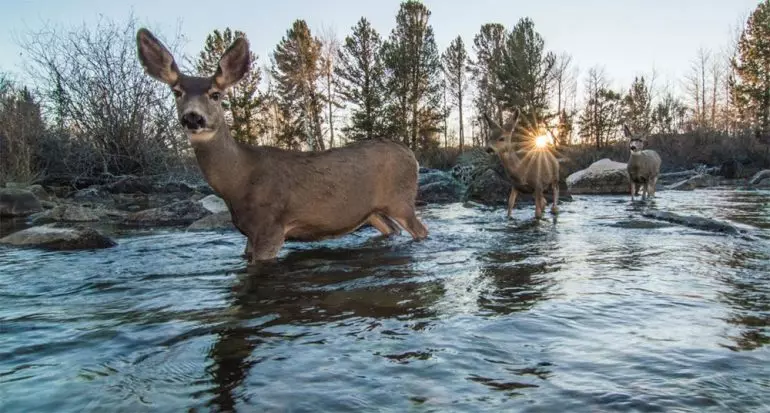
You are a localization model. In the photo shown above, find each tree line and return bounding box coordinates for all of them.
[1,0,769,183]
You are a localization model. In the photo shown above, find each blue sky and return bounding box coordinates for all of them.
[0,0,757,96]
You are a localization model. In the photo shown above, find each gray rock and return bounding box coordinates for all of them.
[566,159,630,195]
[30,204,100,225]
[0,224,116,250]
[0,188,43,217]
[125,199,210,227]
[187,211,235,231]
[105,175,153,194]
[26,184,52,202]
[417,170,464,204]
[198,194,228,214]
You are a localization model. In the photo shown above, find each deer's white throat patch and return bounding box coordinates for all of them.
[187,130,216,143]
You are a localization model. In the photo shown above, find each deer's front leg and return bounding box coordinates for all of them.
[248,223,286,265]
[507,189,519,218]
[534,189,544,220]
[551,184,559,214]
[630,182,636,202]
[243,239,253,260]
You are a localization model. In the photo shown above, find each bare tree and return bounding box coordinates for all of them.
[16,14,188,177]
[318,24,343,148]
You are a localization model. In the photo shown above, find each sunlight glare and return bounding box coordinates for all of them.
[535,134,552,148]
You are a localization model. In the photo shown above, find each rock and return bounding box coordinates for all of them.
[642,210,740,235]
[667,174,716,191]
[105,175,153,194]
[466,168,511,206]
[0,188,43,217]
[124,199,210,227]
[0,224,116,250]
[71,186,110,203]
[154,181,196,193]
[566,158,629,195]
[26,184,51,202]
[30,204,100,225]
[749,170,770,186]
[187,211,235,231]
[417,170,464,204]
[198,194,229,214]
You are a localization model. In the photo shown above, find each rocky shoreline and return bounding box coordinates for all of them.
[2,159,769,251]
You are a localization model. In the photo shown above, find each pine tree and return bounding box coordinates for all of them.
[469,23,507,140]
[622,76,653,132]
[382,0,444,151]
[196,28,262,144]
[335,17,388,141]
[731,0,770,139]
[441,35,469,150]
[271,20,325,150]
[495,17,556,132]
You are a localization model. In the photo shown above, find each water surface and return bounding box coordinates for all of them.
[1,189,769,412]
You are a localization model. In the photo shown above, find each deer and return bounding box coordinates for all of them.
[483,108,560,220]
[623,124,661,202]
[135,28,428,264]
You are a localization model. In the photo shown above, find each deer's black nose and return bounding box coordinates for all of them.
[181,112,206,130]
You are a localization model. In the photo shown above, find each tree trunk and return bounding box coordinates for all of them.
[458,88,464,151]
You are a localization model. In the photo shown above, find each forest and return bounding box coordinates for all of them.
[1,0,769,185]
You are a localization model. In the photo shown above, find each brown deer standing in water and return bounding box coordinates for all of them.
[483,109,560,220]
[135,28,428,264]
[624,124,662,201]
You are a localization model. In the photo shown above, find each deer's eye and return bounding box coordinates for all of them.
[210,92,222,101]
[172,89,183,98]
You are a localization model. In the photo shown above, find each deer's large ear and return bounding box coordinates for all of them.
[483,113,502,131]
[136,28,180,85]
[623,124,633,139]
[214,36,251,90]
[502,108,520,134]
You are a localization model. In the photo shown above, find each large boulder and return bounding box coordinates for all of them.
[187,211,235,231]
[30,204,101,225]
[0,188,43,217]
[124,199,210,227]
[417,169,464,204]
[0,224,116,250]
[566,159,629,195]
[667,174,716,191]
[198,194,229,214]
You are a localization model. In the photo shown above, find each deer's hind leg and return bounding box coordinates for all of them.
[551,183,560,214]
[534,189,545,220]
[247,222,286,264]
[386,203,428,241]
[368,213,402,237]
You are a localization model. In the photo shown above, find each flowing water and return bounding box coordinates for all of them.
[1,189,769,412]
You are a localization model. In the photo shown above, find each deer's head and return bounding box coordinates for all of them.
[136,28,251,143]
[483,108,522,154]
[623,124,648,153]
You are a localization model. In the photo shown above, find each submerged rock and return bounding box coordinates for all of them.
[187,211,235,231]
[0,188,43,217]
[566,159,629,195]
[749,170,770,186]
[642,210,740,235]
[0,224,116,250]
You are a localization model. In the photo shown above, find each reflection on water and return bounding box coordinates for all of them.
[0,189,769,412]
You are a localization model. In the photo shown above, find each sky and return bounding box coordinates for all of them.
[0,0,759,100]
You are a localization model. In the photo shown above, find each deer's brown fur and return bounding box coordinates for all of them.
[136,28,427,263]
[623,124,662,201]
[483,109,560,220]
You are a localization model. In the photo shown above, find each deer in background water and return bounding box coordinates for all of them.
[135,28,428,264]
[624,124,661,202]
[483,108,560,220]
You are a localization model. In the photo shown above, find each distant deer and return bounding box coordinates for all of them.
[623,124,661,201]
[483,109,560,220]
[135,29,428,263]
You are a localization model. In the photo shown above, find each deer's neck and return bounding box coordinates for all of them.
[498,148,522,173]
[190,128,248,200]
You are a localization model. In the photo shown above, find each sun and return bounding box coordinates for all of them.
[534,134,553,148]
